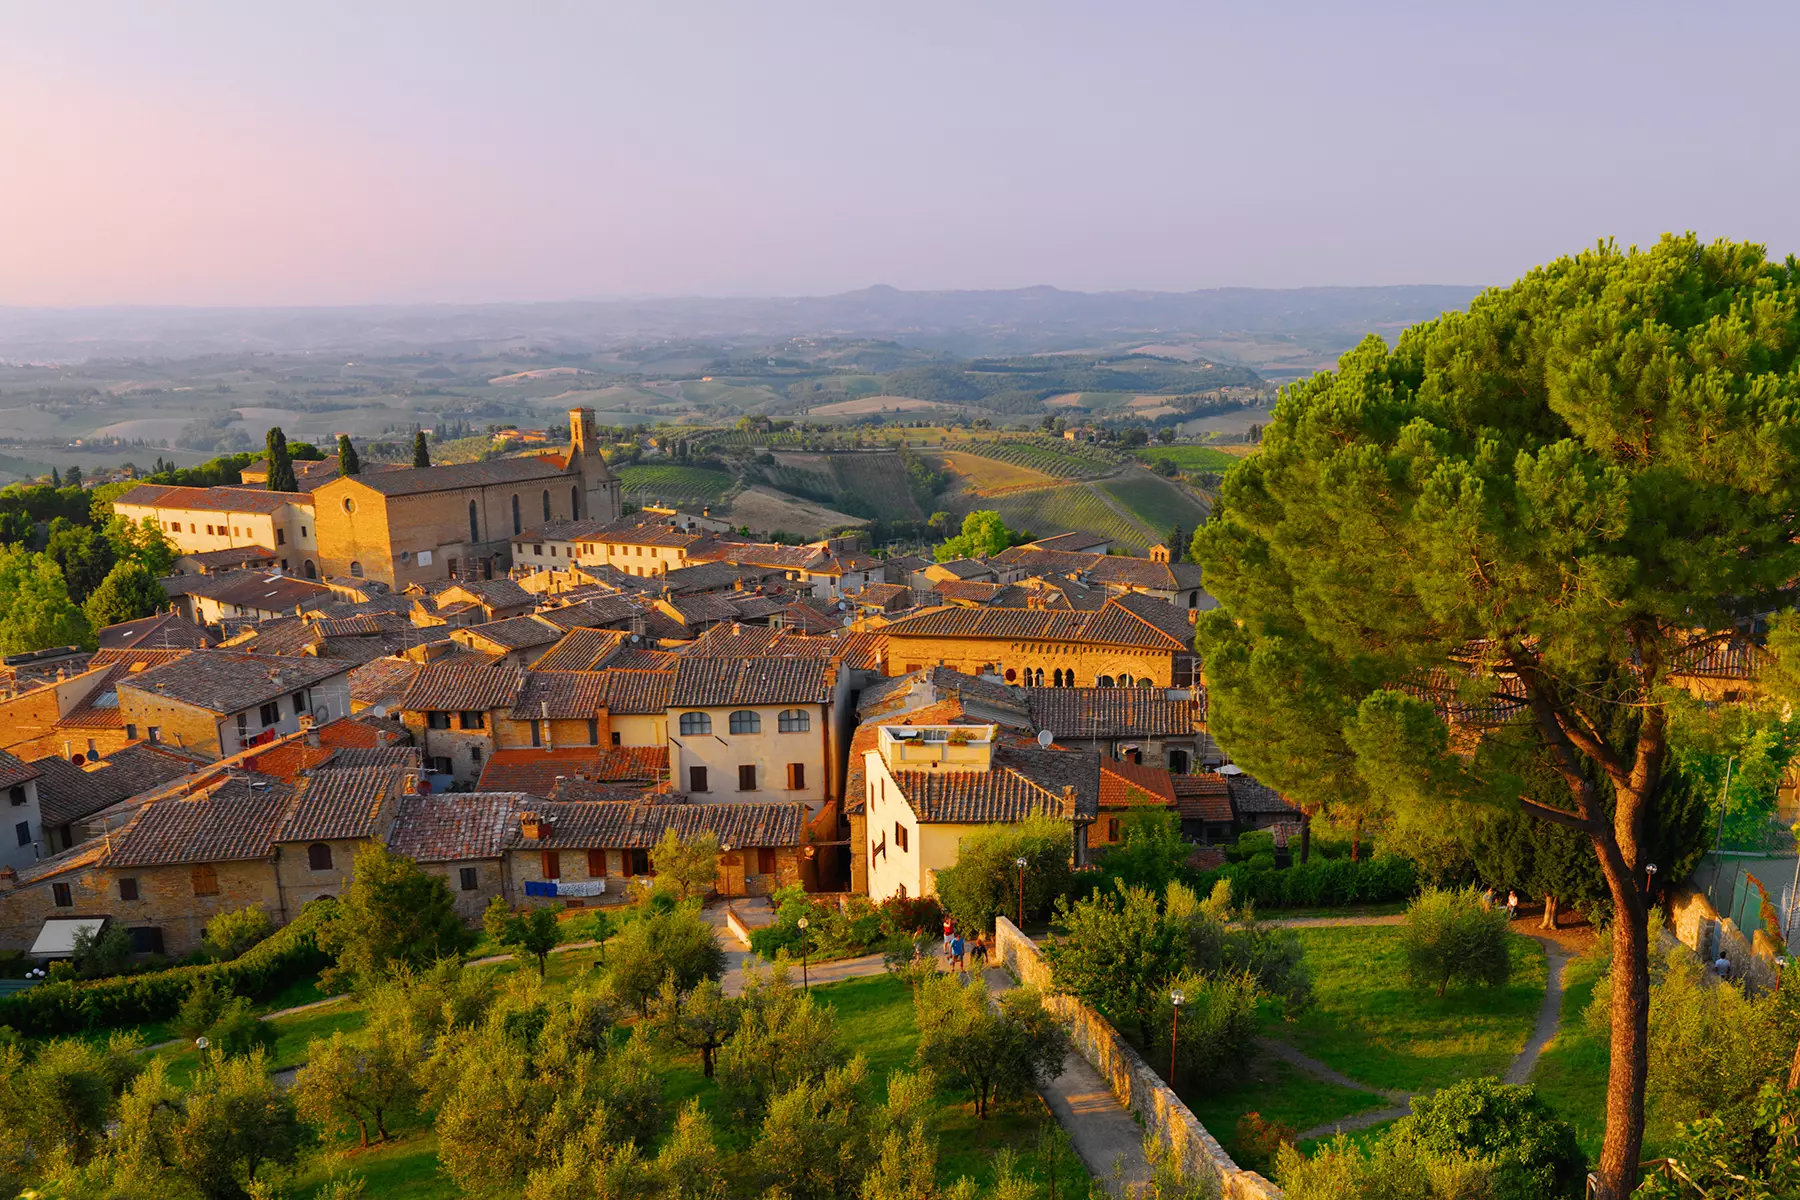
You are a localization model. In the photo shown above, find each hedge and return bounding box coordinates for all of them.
[1191,855,1416,909]
[0,898,337,1037]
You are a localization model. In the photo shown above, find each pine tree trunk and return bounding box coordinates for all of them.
[1541,894,1559,930]
[1594,842,1650,1199]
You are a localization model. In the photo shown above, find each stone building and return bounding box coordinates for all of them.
[0,752,46,874]
[665,657,850,816]
[116,651,355,760]
[309,409,622,589]
[1024,686,1215,773]
[385,791,520,920]
[273,765,414,910]
[395,662,525,785]
[111,484,318,576]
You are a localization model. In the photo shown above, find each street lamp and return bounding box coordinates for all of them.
[1015,856,1029,928]
[797,916,810,992]
[1168,990,1184,1082]
[1645,862,1658,898]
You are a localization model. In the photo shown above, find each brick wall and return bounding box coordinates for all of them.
[274,837,361,910]
[420,858,505,921]
[992,917,1283,1200]
[117,691,227,758]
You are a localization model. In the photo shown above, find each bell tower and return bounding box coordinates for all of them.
[568,407,621,522]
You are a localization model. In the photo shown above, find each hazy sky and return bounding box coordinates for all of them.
[3,2,1796,306]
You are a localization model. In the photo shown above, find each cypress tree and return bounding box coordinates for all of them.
[412,430,431,469]
[337,434,362,476]
[265,428,299,493]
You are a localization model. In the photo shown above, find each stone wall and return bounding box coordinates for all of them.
[1669,885,1779,991]
[993,917,1283,1200]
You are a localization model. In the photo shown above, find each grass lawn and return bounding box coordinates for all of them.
[1255,901,1408,921]
[150,1000,369,1088]
[290,1126,445,1199]
[1181,1053,1384,1154]
[1272,926,1547,1093]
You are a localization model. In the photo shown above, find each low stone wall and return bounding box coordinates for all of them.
[1669,886,1779,991]
[993,917,1282,1200]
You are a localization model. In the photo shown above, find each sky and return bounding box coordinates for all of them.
[2,1,1796,306]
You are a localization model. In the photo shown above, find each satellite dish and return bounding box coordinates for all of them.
[837,600,848,611]
[630,633,640,643]
[372,704,387,718]
[841,616,853,627]
[1036,729,1054,748]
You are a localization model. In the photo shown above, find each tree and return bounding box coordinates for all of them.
[70,921,134,978]
[603,903,726,1014]
[112,1054,306,1200]
[934,510,1026,561]
[1164,525,1185,563]
[913,974,1067,1119]
[1192,235,1800,1198]
[203,905,272,960]
[264,427,298,493]
[293,1022,424,1146]
[932,815,1072,934]
[716,964,846,1119]
[1399,887,1512,997]
[1395,1077,1585,1200]
[83,560,167,631]
[64,464,82,489]
[46,525,115,602]
[483,897,561,977]
[202,996,279,1060]
[318,843,474,991]
[754,1056,871,1200]
[1156,427,1177,444]
[412,430,431,469]
[649,828,721,902]
[104,514,177,576]
[0,546,92,653]
[337,434,362,476]
[1042,881,1187,1044]
[648,976,741,1078]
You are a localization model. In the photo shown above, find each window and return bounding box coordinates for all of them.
[587,719,599,746]
[758,848,776,875]
[1097,675,1114,688]
[543,490,551,522]
[427,712,452,730]
[125,723,137,740]
[541,850,560,879]
[679,712,712,736]
[533,544,543,556]
[786,763,806,790]
[459,711,485,730]
[689,765,708,792]
[120,877,139,901]
[127,926,165,955]
[259,702,280,727]
[511,494,521,535]
[191,864,219,896]
[610,731,621,746]
[470,745,482,764]
[87,739,97,759]
[469,500,480,544]
[729,710,761,734]
[587,849,607,877]
[343,497,356,513]
[778,708,811,733]
[292,690,309,718]
[1052,669,1064,687]
[15,820,30,847]
[1119,674,1134,687]
[459,866,479,891]
[629,848,652,876]
[303,560,317,579]
[1138,678,1156,688]
[8,785,24,806]
[1188,592,1198,609]
[52,882,72,907]
[349,561,363,577]
[1107,817,1120,842]
[307,843,333,871]
[738,765,756,791]
[430,755,454,774]
[205,524,214,535]
[530,720,542,747]
[147,727,160,743]
[301,526,308,537]
[276,529,287,545]
[571,486,581,520]
[1167,749,1190,774]
[895,822,909,852]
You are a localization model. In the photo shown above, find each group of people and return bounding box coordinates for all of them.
[1481,887,1523,919]
[940,916,988,972]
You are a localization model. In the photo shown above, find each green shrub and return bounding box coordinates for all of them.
[1400,886,1512,996]
[1393,1077,1585,1200]
[0,898,336,1036]
[1188,856,1415,909]
[1227,830,1275,863]
[1247,851,1277,871]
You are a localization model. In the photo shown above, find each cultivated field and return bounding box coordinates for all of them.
[933,450,1057,494]
[727,485,869,537]
[806,394,967,417]
[956,482,1161,553]
[617,465,736,506]
[1098,469,1210,532]
[1133,445,1240,472]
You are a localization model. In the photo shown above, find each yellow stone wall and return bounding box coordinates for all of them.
[882,633,1173,687]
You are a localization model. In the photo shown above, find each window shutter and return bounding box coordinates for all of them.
[587,849,607,877]
[191,864,218,896]
[738,765,756,791]
[542,850,561,879]
[690,766,708,793]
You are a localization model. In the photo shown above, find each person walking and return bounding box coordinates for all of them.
[950,933,965,972]
[970,933,988,969]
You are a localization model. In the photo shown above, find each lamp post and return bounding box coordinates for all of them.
[1168,990,1184,1082]
[1644,862,1658,900]
[797,916,810,992]
[1015,856,1028,928]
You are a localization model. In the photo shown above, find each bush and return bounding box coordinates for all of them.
[1234,1112,1298,1174]
[1401,886,1512,996]
[1188,856,1416,909]
[1394,1077,1585,1200]
[933,815,1073,933]
[1247,851,1277,871]
[0,898,336,1037]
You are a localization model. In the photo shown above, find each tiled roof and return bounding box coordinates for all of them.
[441,577,535,610]
[669,657,833,708]
[190,573,337,613]
[1027,532,1111,552]
[348,658,422,710]
[1172,774,1232,823]
[596,668,676,714]
[605,647,679,671]
[89,743,205,798]
[96,611,214,651]
[845,698,994,815]
[11,837,113,887]
[534,627,633,671]
[724,594,790,621]
[118,651,353,715]
[328,745,422,770]
[858,667,1027,721]
[399,662,524,712]
[663,561,777,593]
[931,559,994,580]
[1026,687,1200,739]
[694,542,820,570]
[776,603,843,635]
[324,455,572,497]
[107,776,294,866]
[510,671,610,719]
[514,518,616,543]
[661,592,743,626]
[534,597,644,631]
[55,661,142,730]
[890,766,1066,824]
[880,597,1187,650]
[88,648,191,670]
[174,545,280,571]
[114,483,308,514]
[388,792,523,861]
[1099,759,1178,809]
[28,755,130,825]
[475,746,667,794]
[457,616,563,651]
[682,625,809,658]
[279,766,402,842]
[1225,773,1300,816]
[854,583,912,608]
[1102,592,1198,644]
[501,800,804,849]
[933,580,1004,603]
[834,630,888,671]
[992,545,1205,591]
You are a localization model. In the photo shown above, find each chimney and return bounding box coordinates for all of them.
[304,728,321,749]
[519,812,551,840]
[1062,785,1078,820]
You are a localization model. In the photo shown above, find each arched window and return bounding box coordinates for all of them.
[1119,674,1133,687]
[1188,592,1198,609]
[1097,675,1114,688]
[1052,669,1064,687]
[302,560,317,579]
[1137,678,1156,688]
[349,561,364,578]
[511,494,521,535]
[1032,668,1045,686]
[307,843,334,871]
[469,500,480,544]
[778,708,810,733]
[729,710,761,734]
[679,712,712,736]
[571,486,581,520]
[543,490,552,522]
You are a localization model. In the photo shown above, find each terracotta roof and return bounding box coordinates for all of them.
[118,651,353,715]
[597,668,676,714]
[992,545,1205,591]
[187,573,337,613]
[1027,532,1111,552]
[441,577,535,610]
[584,515,723,549]
[933,580,1005,603]
[28,755,130,825]
[605,647,680,671]
[858,667,1027,721]
[854,583,912,608]
[514,518,616,543]
[475,746,667,794]
[1225,773,1300,816]
[96,611,214,651]
[88,743,205,798]
[1171,774,1232,823]
[510,671,610,719]
[323,455,571,497]
[931,559,995,580]
[457,616,563,651]
[846,698,996,815]
[669,657,833,708]
[10,837,113,887]
[683,625,813,658]
[399,662,524,712]
[1098,759,1178,810]
[329,745,422,770]
[890,766,1066,824]
[834,630,888,671]
[533,628,633,671]
[661,592,744,627]
[502,799,805,849]
[388,792,522,861]
[348,658,422,709]
[723,594,790,621]
[1026,687,1200,739]
[88,648,190,670]
[279,766,403,842]
[662,561,778,593]
[1186,845,1227,871]
[1102,592,1198,644]
[114,483,309,514]
[880,597,1188,650]
[174,545,280,571]
[55,661,143,730]
[693,542,820,570]
[107,776,294,866]
[534,596,644,631]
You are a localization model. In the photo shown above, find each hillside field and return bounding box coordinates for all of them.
[954,482,1160,553]
[1098,470,1209,533]
[617,465,735,505]
[1133,445,1240,472]
[933,450,1057,493]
